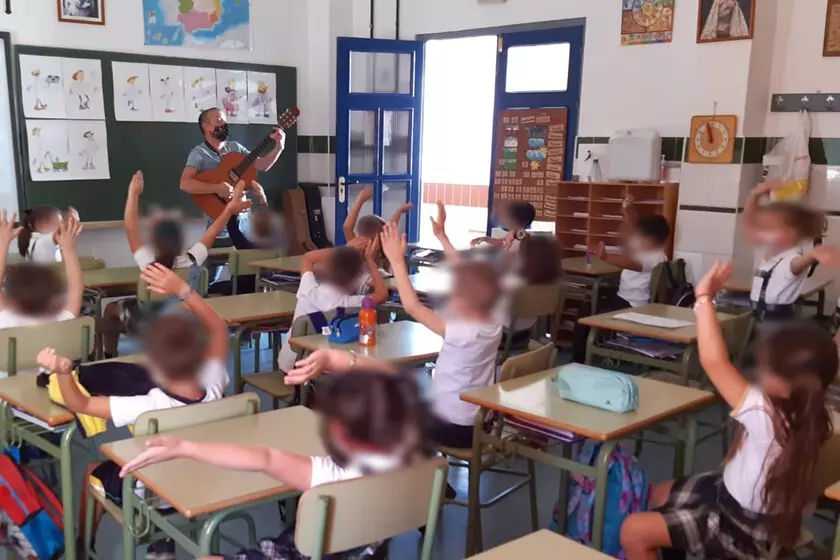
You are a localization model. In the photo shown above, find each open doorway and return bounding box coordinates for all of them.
[418,35,498,249]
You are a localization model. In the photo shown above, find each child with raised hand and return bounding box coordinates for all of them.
[470,200,535,252]
[343,184,412,245]
[17,205,79,263]
[119,372,428,560]
[620,261,839,560]
[381,222,502,449]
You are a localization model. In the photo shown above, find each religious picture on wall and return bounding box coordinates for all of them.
[216,69,248,123]
[57,0,105,25]
[67,120,110,180]
[111,62,152,121]
[149,64,187,122]
[621,0,675,46]
[697,0,754,43]
[183,67,217,123]
[25,120,70,181]
[247,71,277,124]
[19,55,66,119]
[62,57,105,120]
[824,0,840,56]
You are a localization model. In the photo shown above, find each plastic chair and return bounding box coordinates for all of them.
[137,266,208,303]
[0,316,95,376]
[499,281,565,363]
[228,248,281,294]
[295,457,448,560]
[78,257,107,271]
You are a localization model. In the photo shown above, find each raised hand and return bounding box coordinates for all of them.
[119,436,188,477]
[0,210,21,247]
[750,180,783,198]
[380,222,407,265]
[56,215,83,250]
[695,260,733,298]
[128,171,144,198]
[216,182,235,200]
[226,180,253,214]
[36,347,73,375]
[365,233,382,263]
[622,194,634,210]
[358,185,374,204]
[251,181,268,205]
[470,236,488,248]
[591,241,606,259]
[430,201,446,239]
[140,263,190,297]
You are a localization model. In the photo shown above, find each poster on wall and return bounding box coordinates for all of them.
[19,55,66,119]
[111,62,153,121]
[621,0,675,46]
[183,67,218,123]
[216,69,248,123]
[492,108,567,222]
[149,64,187,122]
[697,0,755,43]
[25,120,70,181]
[824,0,840,56]
[142,0,252,50]
[62,58,105,120]
[247,71,277,124]
[67,120,110,180]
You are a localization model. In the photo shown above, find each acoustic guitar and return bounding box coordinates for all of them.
[192,107,300,219]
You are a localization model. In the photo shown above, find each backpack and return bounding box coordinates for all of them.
[657,260,695,308]
[0,453,64,559]
[551,442,649,557]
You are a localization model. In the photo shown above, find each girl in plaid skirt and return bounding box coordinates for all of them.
[620,260,839,560]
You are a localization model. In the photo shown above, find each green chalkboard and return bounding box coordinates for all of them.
[12,45,297,221]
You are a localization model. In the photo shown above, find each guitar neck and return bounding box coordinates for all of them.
[233,134,274,177]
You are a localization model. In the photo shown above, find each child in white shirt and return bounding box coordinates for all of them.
[620,261,839,560]
[17,205,79,263]
[471,200,536,253]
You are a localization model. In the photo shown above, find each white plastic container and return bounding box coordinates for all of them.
[606,129,662,182]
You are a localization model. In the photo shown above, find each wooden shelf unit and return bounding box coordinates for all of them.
[553,181,679,259]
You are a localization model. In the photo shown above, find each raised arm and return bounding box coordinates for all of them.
[388,203,413,226]
[343,185,373,243]
[254,129,285,172]
[694,261,748,407]
[742,182,779,243]
[592,241,642,272]
[364,236,389,304]
[124,171,144,253]
[619,195,637,237]
[38,348,111,418]
[57,217,84,316]
[0,212,22,310]
[300,247,336,275]
[430,201,460,262]
[198,181,253,249]
[381,224,445,336]
[141,264,229,362]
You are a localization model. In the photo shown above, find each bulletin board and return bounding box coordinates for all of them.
[491,108,567,222]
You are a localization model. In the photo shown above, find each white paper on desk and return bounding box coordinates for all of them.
[612,312,693,329]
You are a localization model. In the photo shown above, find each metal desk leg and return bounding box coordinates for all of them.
[465,408,489,557]
[591,440,618,551]
[233,326,245,394]
[554,443,573,534]
[684,413,698,477]
[60,425,77,560]
[122,474,138,560]
[591,277,603,315]
[585,327,600,366]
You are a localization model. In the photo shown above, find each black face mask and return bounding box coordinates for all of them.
[211,123,230,142]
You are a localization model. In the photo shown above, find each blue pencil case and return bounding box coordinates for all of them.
[552,364,639,414]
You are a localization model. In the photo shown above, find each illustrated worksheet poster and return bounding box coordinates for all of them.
[112,62,153,122]
[149,64,187,122]
[26,120,70,181]
[19,55,66,119]
[247,71,277,124]
[67,120,110,180]
[216,69,248,123]
[183,66,217,123]
[62,58,105,120]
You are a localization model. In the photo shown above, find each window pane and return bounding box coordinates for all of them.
[505,43,570,93]
[348,183,375,223]
[349,110,376,174]
[383,110,411,175]
[350,52,412,94]
[382,182,409,233]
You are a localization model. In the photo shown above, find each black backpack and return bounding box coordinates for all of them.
[657,259,696,308]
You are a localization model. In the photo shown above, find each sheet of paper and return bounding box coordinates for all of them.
[216,69,248,123]
[612,312,694,329]
[62,57,105,120]
[112,62,152,121]
[149,64,187,122]
[26,120,71,181]
[183,66,218,123]
[247,70,277,124]
[19,55,66,119]
[67,120,110,180]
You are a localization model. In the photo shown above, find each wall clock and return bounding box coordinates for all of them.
[688,114,737,164]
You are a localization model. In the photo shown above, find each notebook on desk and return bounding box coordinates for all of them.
[612,312,693,329]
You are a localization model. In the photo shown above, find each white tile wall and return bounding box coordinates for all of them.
[737,164,763,207]
[678,163,745,208]
[675,209,737,256]
[806,165,840,212]
[298,153,334,184]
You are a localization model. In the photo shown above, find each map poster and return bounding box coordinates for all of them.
[621,0,675,46]
[492,108,567,222]
[143,0,252,50]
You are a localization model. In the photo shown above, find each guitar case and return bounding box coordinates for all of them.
[282,187,318,255]
[301,184,333,249]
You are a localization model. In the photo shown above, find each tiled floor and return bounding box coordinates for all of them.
[78,343,838,559]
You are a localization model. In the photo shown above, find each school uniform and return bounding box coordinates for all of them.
[749,247,806,321]
[25,232,60,263]
[0,309,76,378]
[276,272,367,373]
[655,387,781,559]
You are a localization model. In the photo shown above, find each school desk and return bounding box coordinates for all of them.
[101,407,325,558]
[561,256,622,315]
[724,268,835,317]
[387,267,451,297]
[289,320,443,365]
[471,529,610,559]
[247,256,305,291]
[206,291,298,393]
[460,367,715,555]
[577,303,738,386]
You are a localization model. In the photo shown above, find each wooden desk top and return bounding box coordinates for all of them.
[0,374,73,427]
[248,256,304,274]
[471,530,610,559]
[562,257,622,277]
[388,268,451,296]
[725,268,834,298]
[101,407,325,518]
[206,291,298,324]
[577,303,736,344]
[460,367,715,441]
[82,267,142,289]
[289,321,442,364]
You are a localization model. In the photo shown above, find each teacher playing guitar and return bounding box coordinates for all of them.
[179,107,285,249]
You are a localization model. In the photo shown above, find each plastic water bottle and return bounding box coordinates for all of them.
[359,297,377,347]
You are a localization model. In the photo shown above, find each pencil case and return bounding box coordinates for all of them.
[552,364,639,414]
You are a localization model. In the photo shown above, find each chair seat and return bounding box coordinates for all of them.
[244,371,296,398]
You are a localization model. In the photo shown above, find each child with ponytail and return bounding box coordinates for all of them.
[18,205,78,263]
[620,260,838,560]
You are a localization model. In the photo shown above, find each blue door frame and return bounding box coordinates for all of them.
[335,38,424,245]
[487,26,584,232]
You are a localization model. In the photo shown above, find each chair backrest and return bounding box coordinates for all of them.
[722,311,754,369]
[134,393,260,436]
[231,248,281,277]
[507,281,565,327]
[499,343,557,383]
[0,316,95,375]
[77,256,106,271]
[295,457,448,559]
[137,266,208,302]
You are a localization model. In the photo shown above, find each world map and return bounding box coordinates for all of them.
[143,0,251,50]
